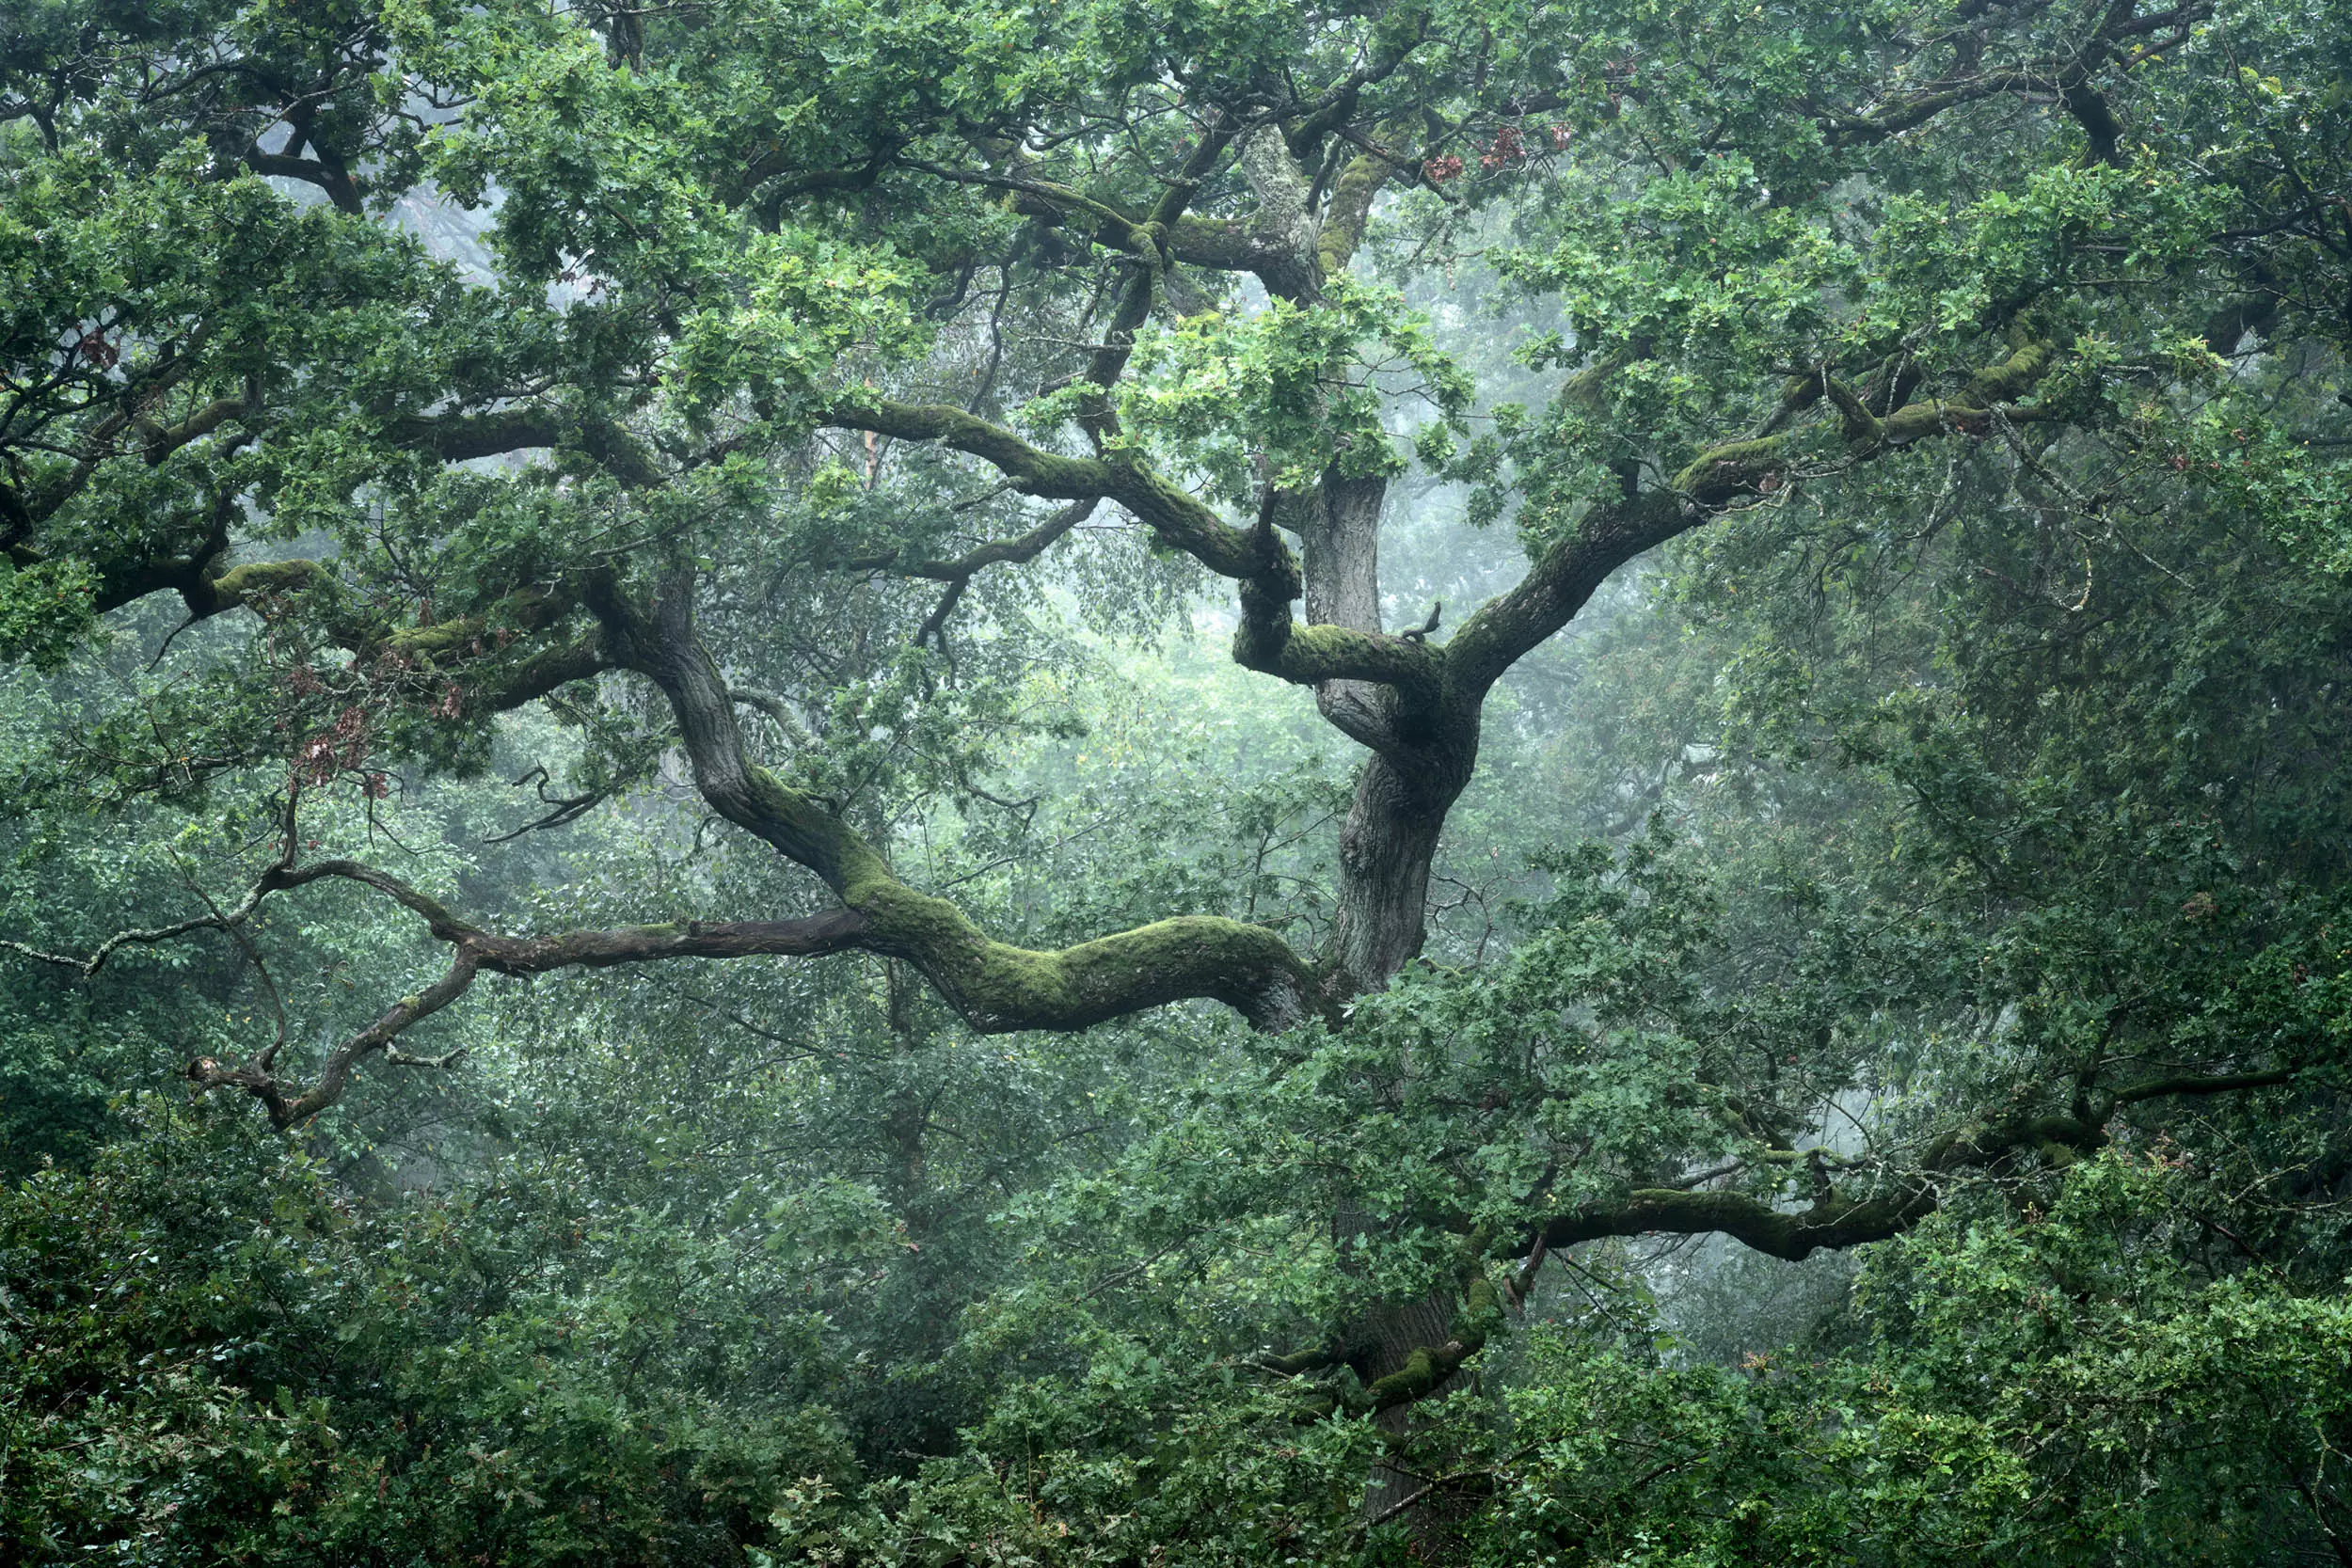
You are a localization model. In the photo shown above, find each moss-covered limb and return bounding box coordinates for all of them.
[136,396,248,465]
[1667,437,1789,503]
[866,887,1323,1033]
[39,408,647,636]
[73,522,593,701]
[1315,154,1390,278]
[1264,1249,1515,1418]
[1962,329,2056,406]
[1160,213,1281,273]
[204,557,326,606]
[960,169,1258,277]
[1756,372,1824,436]
[1258,1343,1350,1377]
[737,758,1323,1032]
[180,554,605,715]
[1354,1267,1504,1413]
[1820,374,1883,448]
[1231,592,1444,703]
[482,911,871,970]
[595,573,1329,1036]
[377,582,575,662]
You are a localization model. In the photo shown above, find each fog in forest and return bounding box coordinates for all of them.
[4,2,2350,1562]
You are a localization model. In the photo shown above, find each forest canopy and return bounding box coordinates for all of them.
[3,0,2351,1560]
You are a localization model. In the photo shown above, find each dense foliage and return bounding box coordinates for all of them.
[4,0,2350,1561]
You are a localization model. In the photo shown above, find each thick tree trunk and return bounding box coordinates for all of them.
[1297,473,1384,633]
[1330,738,1472,995]
[1293,469,1484,995]
[1295,461,1490,1533]
[1354,1290,1463,1523]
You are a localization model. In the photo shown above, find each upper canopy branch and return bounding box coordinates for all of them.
[817,396,1284,584]
[1448,333,2063,702]
[1821,0,2210,149]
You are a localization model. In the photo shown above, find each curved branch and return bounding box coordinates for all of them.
[1259,1062,2300,1418]
[1447,335,2061,700]
[387,409,663,488]
[587,572,1324,1034]
[1822,2,2209,150]
[168,858,873,1125]
[831,497,1103,645]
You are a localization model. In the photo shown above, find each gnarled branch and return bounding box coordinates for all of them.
[586,571,1327,1035]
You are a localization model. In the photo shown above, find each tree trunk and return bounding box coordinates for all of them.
[1356,1290,1463,1522]
[1330,738,1471,995]
[1298,464,1487,1538]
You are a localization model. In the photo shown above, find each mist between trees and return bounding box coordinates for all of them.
[3,0,2351,1562]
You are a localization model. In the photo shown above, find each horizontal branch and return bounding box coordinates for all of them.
[268,856,873,972]
[2107,1067,2295,1104]
[1260,1061,2298,1421]
[177,857,870,1125]
[1540,1185,1930,1262]
[1538,1063,2296,1261]
[386,409,663,488]
[1232,577,1445,702]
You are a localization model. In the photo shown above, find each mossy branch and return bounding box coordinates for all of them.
[590,574,1327,1036]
